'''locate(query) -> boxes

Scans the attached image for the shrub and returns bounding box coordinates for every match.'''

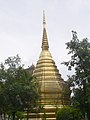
[56,106,84,120]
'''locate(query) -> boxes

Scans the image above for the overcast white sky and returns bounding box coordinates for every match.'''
[0,0,90,80]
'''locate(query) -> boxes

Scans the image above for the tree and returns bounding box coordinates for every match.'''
[0,55,39,120]
[62,31,90,119]
[56,106,83,120]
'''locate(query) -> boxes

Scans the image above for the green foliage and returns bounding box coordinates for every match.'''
[0,55,39,119]
[56,106,83,120]
[16,111,25,119]
[62,31,90,119]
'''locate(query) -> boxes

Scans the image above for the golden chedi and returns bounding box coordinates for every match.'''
[33,12,70,119]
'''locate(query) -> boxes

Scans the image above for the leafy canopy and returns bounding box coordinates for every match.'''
[62,31,90,119]
[0,55,39,114]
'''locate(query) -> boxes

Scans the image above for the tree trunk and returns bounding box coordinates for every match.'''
[12,112,16,120]
[4,113,6,120]
[0,112,2,120]
[27,109,29,120]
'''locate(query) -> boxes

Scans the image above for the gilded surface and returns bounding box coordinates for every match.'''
[33,12,70,107]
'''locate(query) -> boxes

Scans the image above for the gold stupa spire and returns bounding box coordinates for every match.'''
[33,12,70,120]
[41,11,49,50]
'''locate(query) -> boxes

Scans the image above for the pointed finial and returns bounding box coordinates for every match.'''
[43,10,46,28]
[41,11,49,51]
